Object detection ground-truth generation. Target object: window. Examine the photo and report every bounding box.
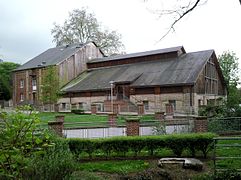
[143,101,149,110]
[20,93,24,102]
[32,79,37,91]
[20,80,24,88]
[169,100,176,110]
[62,103,66,110]
[79,102,83,109]
[94,103,103,112]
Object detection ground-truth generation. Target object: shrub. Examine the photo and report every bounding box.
[144,136,166,156]
[68,133,216,159]
[164,134,187,157]
[195,133,215,158]
[71,109,85,114]
[0,106,53,179]
[23,137,75,180]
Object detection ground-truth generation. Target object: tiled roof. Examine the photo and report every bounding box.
[15,43,87,71]
[63,49,214,92]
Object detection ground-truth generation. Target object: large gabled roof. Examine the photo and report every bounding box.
[15,42,98,71]
[63,49,214,92]
[88,46,185,63]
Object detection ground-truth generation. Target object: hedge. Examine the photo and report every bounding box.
[68,133,216,158]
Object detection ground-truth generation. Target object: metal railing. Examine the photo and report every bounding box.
[213,137,241,174]
[208,117,241,134]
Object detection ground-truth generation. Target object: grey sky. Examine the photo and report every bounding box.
[0,0,241,73]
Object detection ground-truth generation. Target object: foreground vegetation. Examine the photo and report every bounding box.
[68,133,216,159]
[1,107,241,179]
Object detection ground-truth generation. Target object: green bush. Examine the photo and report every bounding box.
[23,138,75,180]
[68,133,216,159]
[0,106,76,179]
[0,106,53,179]
[71,109,85,114]
[165,134,187,157]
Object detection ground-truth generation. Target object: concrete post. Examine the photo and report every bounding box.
[194,116,208,133]
[126,117,140,136]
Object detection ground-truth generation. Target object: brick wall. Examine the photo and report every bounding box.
[13,68,43,106]
[194,116,208,133]
[48,121,64,137]
[126,118,140,136]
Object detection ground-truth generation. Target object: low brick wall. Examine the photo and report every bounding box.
[55,115,65,122]
[48,121,64,137]
[194,116,208,133]
[155,112,165,120]
[126,118,140,136]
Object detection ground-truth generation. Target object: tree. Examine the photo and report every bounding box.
[51,8,124,56]
[145,0,241,40]
[218,51,241,116]
[219,51,240,87]
[40,66,60,111]
[0,62,19,101]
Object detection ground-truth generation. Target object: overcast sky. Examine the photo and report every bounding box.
[0,0,241,71]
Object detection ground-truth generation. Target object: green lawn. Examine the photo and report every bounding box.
[38,112,155,128]
[78,160,149,174]
[214,138,241,171]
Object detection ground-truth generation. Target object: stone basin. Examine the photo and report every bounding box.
[158,158,203,171]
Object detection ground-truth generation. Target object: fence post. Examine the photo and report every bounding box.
[108,113,117,127]
[126,117,140,136]
[194,116,208,133]
[91,104,97,114]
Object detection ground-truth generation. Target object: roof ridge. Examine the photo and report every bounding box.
[88,45,185,64]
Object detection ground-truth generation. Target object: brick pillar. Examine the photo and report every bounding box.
[166,103,174,115]
[155,112,165,121]
[137,103,144,115]
[91,104,97,114]
[126,118,140,136]
[48,121,64,137]
[113,103,119,114]
[55,115,65,122]
[108,113,117,127]
[194,116,208,133]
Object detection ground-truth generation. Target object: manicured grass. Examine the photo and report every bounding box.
[215,138,241,170]
[38,112,156,128]
[78,160,149,174]
[39,112,108,123]
[38,112,109,128]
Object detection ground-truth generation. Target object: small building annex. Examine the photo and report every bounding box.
[60,46,227,115]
